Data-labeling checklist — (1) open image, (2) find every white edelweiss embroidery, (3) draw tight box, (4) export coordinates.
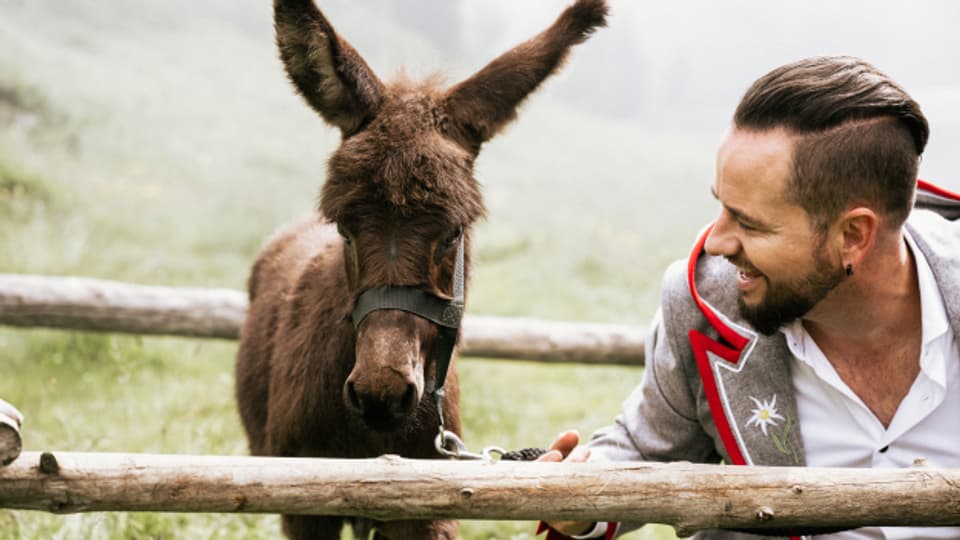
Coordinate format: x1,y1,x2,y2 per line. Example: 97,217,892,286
746,395,785,436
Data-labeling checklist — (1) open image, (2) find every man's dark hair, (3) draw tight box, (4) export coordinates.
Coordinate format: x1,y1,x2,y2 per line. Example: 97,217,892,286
734,56,929,231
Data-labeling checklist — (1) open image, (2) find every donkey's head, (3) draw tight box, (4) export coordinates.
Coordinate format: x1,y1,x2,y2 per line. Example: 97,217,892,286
275,0,607,431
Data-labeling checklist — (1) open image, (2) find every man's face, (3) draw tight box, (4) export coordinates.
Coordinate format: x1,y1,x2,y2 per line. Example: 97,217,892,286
705,128,844,335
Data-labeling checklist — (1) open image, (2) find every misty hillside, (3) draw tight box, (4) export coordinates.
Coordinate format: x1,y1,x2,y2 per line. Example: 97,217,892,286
0,0,728,324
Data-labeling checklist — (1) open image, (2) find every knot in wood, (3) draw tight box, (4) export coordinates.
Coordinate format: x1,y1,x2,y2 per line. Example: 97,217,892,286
39,452,60,475
790,485,803,494
460,488,474,499
756,506,774,522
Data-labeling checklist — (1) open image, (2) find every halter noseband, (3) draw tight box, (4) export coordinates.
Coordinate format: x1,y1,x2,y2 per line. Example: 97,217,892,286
350,235,465,402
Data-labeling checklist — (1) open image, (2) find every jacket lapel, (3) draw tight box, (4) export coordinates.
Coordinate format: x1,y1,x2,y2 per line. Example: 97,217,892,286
687,225,805,467
707,318,804,466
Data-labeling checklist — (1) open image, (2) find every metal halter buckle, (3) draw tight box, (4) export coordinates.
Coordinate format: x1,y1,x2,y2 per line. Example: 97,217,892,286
434,430,508,462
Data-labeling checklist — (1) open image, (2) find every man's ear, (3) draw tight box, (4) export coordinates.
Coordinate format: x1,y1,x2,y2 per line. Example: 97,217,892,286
835,207,879,269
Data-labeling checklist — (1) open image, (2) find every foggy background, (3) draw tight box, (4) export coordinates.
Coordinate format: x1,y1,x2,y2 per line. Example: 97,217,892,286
2,1,957,321
392,0,960,181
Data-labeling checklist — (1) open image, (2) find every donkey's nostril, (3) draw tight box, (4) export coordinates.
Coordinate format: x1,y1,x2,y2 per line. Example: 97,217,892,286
345,381,362,413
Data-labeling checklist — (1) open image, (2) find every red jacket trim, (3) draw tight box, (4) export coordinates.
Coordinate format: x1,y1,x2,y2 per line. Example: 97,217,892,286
918,178,960,200
685,224,751,468
686,223,750,352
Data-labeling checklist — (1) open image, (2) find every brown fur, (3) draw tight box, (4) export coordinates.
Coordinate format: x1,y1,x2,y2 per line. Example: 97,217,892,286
236,1,607,538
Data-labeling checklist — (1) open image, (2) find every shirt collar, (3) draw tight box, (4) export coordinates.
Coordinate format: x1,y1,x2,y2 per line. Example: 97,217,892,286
905,228,950,388
904,228,950,350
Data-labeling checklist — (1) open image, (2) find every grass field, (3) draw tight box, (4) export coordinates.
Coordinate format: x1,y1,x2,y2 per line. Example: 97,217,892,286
0,1,722,538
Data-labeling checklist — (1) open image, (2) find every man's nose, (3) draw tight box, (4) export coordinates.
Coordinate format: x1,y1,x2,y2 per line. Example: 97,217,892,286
704,212,740,258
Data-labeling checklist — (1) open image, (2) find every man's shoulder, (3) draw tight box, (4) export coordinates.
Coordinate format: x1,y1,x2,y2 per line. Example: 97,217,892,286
908,209,960,266
661,258,690,303
662,251,738,307
908,210,960,310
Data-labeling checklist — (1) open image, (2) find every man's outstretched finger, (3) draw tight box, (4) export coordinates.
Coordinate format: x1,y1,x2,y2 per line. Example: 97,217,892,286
537,430,579,462
552,430,580,454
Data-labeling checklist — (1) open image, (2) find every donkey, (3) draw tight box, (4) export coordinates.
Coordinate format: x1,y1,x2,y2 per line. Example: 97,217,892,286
235,1,607,538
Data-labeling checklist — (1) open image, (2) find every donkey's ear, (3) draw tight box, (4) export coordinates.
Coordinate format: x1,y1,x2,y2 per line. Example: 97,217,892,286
274,0,385,137
443,0,607,152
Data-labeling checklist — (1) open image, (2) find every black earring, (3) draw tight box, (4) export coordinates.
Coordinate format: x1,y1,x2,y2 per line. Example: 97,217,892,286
845,263,853,276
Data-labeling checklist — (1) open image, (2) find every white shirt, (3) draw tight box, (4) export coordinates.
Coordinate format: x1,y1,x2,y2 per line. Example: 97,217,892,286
782,230,960,540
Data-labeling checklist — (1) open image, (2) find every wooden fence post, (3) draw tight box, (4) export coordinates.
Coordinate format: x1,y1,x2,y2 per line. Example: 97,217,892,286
0,399,22,466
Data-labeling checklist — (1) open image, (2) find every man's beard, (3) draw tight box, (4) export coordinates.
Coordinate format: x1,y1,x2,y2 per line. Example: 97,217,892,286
734,250,845,336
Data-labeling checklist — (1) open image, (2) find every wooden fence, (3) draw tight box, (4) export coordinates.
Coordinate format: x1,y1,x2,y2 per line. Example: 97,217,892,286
0,273,646,366
2,451,959,534
3,273,959,532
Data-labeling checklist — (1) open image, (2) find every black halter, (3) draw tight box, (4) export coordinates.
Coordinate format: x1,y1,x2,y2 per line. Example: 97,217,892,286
350,235,465,403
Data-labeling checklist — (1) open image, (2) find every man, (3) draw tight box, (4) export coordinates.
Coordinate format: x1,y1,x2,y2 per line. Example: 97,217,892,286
538,56,960,540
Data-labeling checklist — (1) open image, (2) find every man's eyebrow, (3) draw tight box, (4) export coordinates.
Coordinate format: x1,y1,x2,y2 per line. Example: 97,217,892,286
710,185,771,229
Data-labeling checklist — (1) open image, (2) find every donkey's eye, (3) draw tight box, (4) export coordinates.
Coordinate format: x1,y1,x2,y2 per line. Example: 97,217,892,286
336,223,352,244
446,227,463,246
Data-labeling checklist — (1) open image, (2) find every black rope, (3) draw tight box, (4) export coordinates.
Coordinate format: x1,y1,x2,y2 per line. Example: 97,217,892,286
499,447,548,461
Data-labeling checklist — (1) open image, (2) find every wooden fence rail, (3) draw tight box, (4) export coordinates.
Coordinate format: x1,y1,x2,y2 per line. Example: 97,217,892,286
0,274,646,365
2,451,959,535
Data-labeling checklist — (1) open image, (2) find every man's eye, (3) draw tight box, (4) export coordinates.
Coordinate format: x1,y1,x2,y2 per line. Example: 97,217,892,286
738,221,758,232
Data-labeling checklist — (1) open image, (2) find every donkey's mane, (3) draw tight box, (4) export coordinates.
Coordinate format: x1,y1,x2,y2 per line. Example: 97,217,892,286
321,81,485,224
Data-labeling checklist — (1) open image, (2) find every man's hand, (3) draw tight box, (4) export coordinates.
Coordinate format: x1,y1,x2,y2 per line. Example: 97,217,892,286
537,430,596,537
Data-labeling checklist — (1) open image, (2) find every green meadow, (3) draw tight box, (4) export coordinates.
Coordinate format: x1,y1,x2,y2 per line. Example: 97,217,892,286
0,1,719,538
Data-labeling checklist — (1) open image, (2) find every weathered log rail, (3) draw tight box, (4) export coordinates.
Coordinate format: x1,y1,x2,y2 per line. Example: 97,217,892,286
0,274,646,365
2,451,959,535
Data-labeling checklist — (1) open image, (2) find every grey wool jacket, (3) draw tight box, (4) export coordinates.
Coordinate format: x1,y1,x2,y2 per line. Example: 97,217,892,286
585,183,960,540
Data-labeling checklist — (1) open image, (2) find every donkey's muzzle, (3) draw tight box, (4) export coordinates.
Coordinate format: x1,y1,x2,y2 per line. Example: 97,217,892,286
344,379,418,432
